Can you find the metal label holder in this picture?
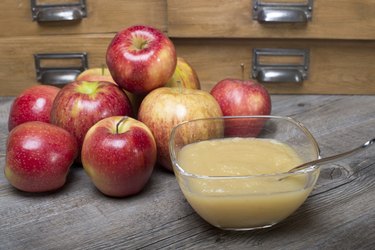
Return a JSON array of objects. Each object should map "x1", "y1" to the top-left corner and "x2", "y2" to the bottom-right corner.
[
  {"x1": 252, "y1": 48, "x2": 310, "y2": 83},
  {"x1": 31, "y1": 0, "x2": 87, "y2": 22},
  {"x1": 252, "y1": 0, "x2": 313, "y2": 23},
  {"x1": 34, "y1": 52, "x2": 88, "y2": 85}
]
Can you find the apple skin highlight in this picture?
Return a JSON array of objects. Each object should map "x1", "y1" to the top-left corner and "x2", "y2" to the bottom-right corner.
[{"x1": 8, "y1": 85, "x2": 60, "y2": 131}]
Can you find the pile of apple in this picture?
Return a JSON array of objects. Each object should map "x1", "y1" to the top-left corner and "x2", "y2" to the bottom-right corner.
[{"x1": 4, "y1": 25, "x2": 271, "y2": 197}]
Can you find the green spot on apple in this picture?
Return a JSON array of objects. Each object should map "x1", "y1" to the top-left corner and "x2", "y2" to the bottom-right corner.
[
  {"x1": 132, "y1": 37, "x2": 149, "y2": 51},
  {"x1": 4, "y1": 166, "x2": 12, "y2": 180},
  {"x1": 76, "y1": 81, "x2": 99, "y2": 96}
]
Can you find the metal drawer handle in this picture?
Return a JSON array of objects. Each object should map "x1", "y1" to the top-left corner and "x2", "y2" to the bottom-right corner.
[
  {"x1": 252, "y1": 0, "x2": 313, "y2": 23},
  {"x1": 34, "y1": 53, "x2": 88, "y2": 86},
  {"x1": 252, "y1": 48, "x2": 309, "y2": 83},
  {"x1": 31, "y1": 0, "x2": 87, "y2": 22}
]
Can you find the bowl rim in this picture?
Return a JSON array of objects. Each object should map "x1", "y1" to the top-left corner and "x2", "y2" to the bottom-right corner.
[{"x1": 169, "y1": 115, "x2": 321, "y2": 180}]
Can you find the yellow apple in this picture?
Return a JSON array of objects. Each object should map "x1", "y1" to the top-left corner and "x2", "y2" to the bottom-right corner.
[
  {"x1": 165, "y1": 57, "x2": 201, "y2": 90},
  {"x1": 138, "y1": 87, "x2": 222, "y2": 171}
]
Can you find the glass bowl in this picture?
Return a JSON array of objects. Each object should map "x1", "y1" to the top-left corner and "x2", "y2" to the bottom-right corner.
[{"x1": 169, "y1": 116, "x2": 321, "y2": 231}]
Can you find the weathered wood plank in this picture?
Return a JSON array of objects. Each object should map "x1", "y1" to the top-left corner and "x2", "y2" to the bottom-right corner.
[
  {"x1": 173, "y1": 39, "x2": 375, "y2": 94},
  {"x1": 168, "y1": 0, "x2": 375, "y2": 40},
  {"x1": 1, "y1": 95, "x2": 374, "y2": 249},
  {"x1": 0, "y1": 0, "x2": 167, "y2": 37}
]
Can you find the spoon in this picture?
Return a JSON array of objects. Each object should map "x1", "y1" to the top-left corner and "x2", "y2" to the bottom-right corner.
[{"x1": 288, "y1": 137, "x2": 375, "y2": 173}]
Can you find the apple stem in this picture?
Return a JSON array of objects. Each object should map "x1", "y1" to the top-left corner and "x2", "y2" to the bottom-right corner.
[
  {"x1": 176, "y1": 80, "x2": 183, "y2": 94},
  {"x1": 139, "y1": 41, "x2": 148, "y2": 50},
  {"x1": 101, "y1": 64, "x2": 105, "y2": 76},
  {"x1": 116, "y1": 116, "x2": 128, "y2": 134},
  {"x1": 241, "y1": 63, "x2": 245, "y2": 81}
]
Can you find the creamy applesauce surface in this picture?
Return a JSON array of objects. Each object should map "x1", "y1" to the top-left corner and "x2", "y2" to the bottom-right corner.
[
  {"x1": 178, "y1": 137, "x2": 303, "y2": 176},
  {"x1": 176, "y1": 137, "x2": 317, "y2": 229}
]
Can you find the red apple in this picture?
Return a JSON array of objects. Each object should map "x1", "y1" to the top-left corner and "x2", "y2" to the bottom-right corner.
[
  {"x1": 81, "y1": 116, "x2": 157, "y2": 197},
  {"x1": 210, "y1": 78, "x2": 272, "y2": 136},
  {"x1": 165, "y1": 57, "x2": 201, "y2": 89},
  {"x1": 8, "y1": 85, "x2": 60, "y2": 131},
  {"x1": 50, "y1": 80, "x2": 133, "y2": 154},
  {"x1": 76, "y1": 67, "x2": 142, "y2": 115},
  {"x1": 4, "y1": 121, "x2": 78, "y2": 192},
  {"x1": 138, "y1": 87, "x2": 223, "y2": 171},
  {"x1": 106, "y1": 25, "x2": 177, "y2": 95}
]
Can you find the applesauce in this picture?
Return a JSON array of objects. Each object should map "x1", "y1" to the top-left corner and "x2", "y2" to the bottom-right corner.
[{"x1": 176, "y1": 137, "x2": 317, "y2": 229}]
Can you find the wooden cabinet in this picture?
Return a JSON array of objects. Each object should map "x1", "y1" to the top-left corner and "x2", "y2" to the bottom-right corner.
[
  {"x1": 0, "y1": 0, "x2": 167, "y2": 36},
  {"x1": 168, "y1": 0, "x2": 375, "y2": 94},
  {"x1": 172, "y1": 39, "x2": 375, "y2": 94},
  {"x1": 167, "y1": 0, "x2": 375, "y2": 39},
  {"x1": 0, "y1": 0, "x2": 166, "y2": 95},
  {"x1": 0, "y1": 34, "x2": 113, "y2": 95},
  {"x1": 0, "y1": 0, "x2": 374, "y2": 95}
]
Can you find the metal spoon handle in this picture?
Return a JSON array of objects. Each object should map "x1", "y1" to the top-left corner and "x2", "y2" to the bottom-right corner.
[{"x1": 289, "y1": 137, "x2": 375, "y2": 173}]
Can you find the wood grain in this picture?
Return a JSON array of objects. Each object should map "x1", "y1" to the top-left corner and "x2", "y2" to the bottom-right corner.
[
  {"x1": 1, "y1": 95, "x2": 374, "y2": 249},
  {"x1": 0, "y1": 0, "x2": 167, "y2": 37},
  {"x1": 0, "y1": 34, "x2": 114, "y2": 96},
  {"x1": 1, "y1": 35, "x2": 374, "y2": 96},
  {"x1": 173, "y1": 38, "x2": 375, "y2": 94},
  {"x1": 168, "y1": 0, "x2": 375, "y2": 39}
]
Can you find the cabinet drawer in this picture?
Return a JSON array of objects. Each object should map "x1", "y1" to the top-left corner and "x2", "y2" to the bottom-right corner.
[
  {"x1": 0, "y1": 0, "x2": 166, "y2": 37},
  {"x1": 168, "y1": 0, "x2": 375, "y2": 39},
  {"x1": 2, "y1": 37, "x2": 374, "y2": 96},
  {"x1": 173, "y1": 39, "x2": 375, "y2": 94},
  {"x1": 0, "y1": 34, "x2": 114, "y2": 95}
]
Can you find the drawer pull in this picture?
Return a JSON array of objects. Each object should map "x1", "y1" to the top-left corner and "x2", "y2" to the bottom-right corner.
[
  {"x1": 252, "y1": 0, "x2": 313, "y2": 23},
  {"x1": 31, "y1": 0, "x2": 87, "y2": 22},
  {"x1": 34, "y1": 53, "x2": 88, "y2": 86},
  {"x1": 252, "y1": 48, "x2": 309, "y2": 83}
]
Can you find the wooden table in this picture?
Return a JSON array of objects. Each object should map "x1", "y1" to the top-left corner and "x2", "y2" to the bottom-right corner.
[{"x1": 1, "y1": 95, "x2": 374, "y2": 249}]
